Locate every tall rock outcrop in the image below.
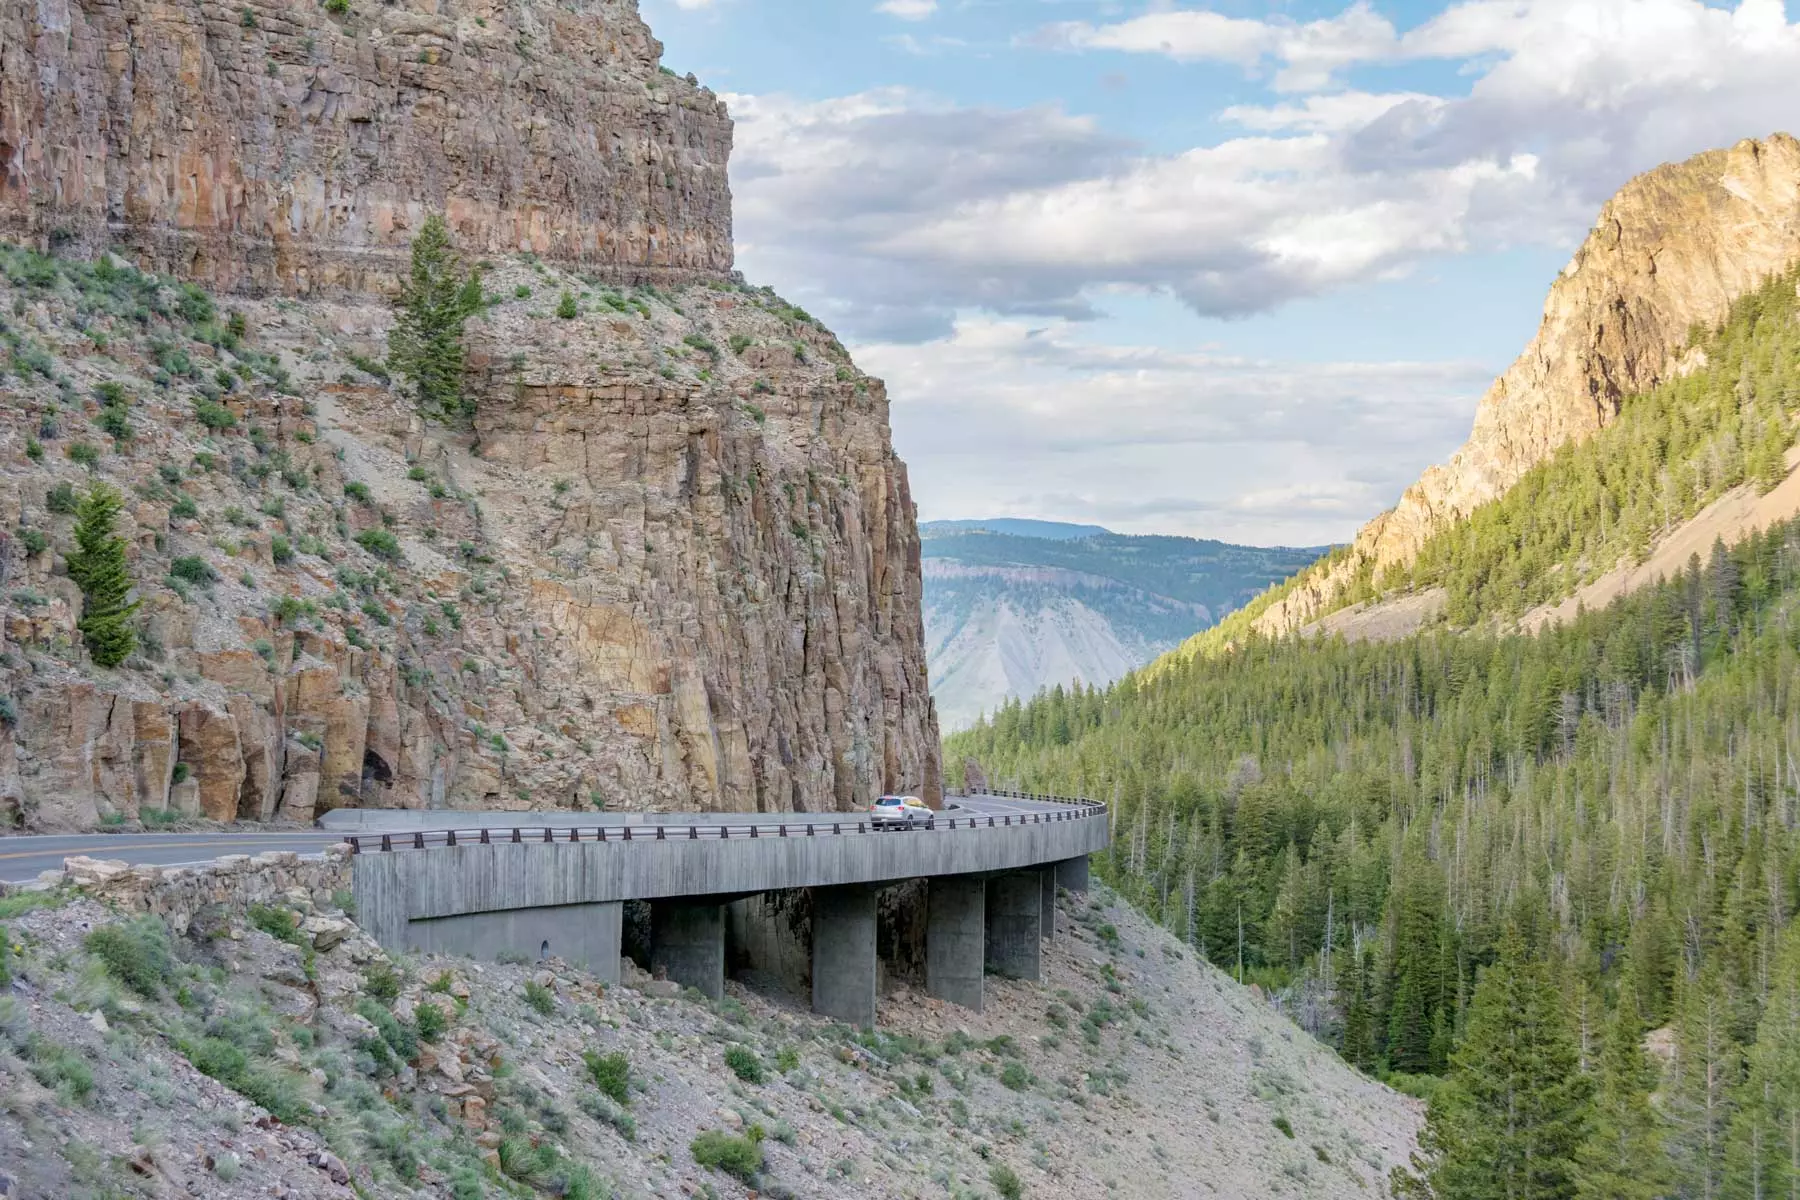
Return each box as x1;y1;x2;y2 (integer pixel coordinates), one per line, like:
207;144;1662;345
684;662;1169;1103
0;0;940;829
1252;133;1800;636
0;0;732;292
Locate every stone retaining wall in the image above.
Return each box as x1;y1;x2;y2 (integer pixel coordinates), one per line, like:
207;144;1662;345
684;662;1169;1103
36;846;354;935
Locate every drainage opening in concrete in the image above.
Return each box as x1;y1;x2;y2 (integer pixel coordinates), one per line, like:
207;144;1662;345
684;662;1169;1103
540;939;550;961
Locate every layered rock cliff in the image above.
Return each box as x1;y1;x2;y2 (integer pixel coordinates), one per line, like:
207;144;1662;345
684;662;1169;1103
1251;133;1800;636
0;0;732;292
0;0;940;830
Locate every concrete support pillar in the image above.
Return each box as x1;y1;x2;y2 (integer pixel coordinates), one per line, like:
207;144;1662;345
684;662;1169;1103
1040;867;1056;941
650;900;725;1000
926;875;986;1012
1056;854;1090;896
812;886;878;1027
405;901;622;986
985;872;1041;981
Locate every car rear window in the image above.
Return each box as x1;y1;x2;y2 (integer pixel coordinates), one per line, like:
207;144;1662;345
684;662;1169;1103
875;797;901;805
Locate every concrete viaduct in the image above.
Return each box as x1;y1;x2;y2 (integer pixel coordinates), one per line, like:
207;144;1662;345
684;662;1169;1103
345;793;1107;1027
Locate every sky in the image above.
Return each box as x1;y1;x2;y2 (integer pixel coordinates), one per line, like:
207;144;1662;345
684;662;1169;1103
640;0;1800;547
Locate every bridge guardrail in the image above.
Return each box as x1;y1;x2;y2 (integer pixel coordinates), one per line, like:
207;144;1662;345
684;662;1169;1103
345;793;1105;855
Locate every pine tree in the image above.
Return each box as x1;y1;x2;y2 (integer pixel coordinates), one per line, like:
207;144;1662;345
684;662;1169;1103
1387;849;1448;1074
388;214;483;419
1392;926;1591;1200
1726;921;1800;1200
66;483;139;668
1575;992;1670;1200
1342;947;1377;1071
1668;968;1742;1200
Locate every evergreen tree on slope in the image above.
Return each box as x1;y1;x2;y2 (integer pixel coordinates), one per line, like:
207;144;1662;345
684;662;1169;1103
1393;925;1590;1200
1575;991;1670;1200
66;482;138;668
1725;921;1800;1200
388;213;484;419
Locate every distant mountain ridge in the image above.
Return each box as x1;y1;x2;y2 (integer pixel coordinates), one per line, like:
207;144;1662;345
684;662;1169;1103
920;518;1111;541
922;521;1323;729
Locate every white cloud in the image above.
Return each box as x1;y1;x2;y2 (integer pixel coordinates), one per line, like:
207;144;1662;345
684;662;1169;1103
862;318;1491;542
876;0;937;19
1033;2;1400;92
730;0;1800;344
720;0;1800;538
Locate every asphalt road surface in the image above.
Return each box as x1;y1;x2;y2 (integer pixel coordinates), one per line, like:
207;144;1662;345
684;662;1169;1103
0;794;1073;884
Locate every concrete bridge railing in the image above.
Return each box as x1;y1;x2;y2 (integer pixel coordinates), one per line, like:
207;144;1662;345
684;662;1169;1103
351;793;1107;1027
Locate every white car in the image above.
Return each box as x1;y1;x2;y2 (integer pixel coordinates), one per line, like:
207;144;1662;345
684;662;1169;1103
870;794;932;829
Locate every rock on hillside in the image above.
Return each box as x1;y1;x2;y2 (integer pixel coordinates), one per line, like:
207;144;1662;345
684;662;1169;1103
0;249;938;829
0;0;940;829
0;0;733;293
1252;132;1800;637
0;878;1420;1198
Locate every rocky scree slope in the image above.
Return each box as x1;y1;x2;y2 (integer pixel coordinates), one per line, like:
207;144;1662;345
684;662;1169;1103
0;877;1419;1199
0;0;940;829
1226;133;1800;643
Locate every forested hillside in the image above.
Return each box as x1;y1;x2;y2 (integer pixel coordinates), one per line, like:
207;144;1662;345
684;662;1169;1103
951;513;1800;1195
1167;262;1800;660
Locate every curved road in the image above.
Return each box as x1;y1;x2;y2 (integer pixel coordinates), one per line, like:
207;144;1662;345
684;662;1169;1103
0;793;1068;884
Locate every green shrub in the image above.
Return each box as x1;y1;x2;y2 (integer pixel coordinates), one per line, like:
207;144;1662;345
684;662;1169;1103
86;918;172;997
723;1044;765;1084
579;1090;637;1139
175;283;215;325
169;555;217;585
193;398;236;430
45;482;78;515
524;980;555;1016
16;528;47;556
1272;1114;1294;1138
270;534;293;564
248;904;302;945
497;1135;554;1183
363;960;400;1001
170;494;199;520
355;997;419;1063
583;1049;631;1104
29;1037;96;1102
1000;1060;1030;1091
414;1001;448;1042
67;441;101;468
556;292;578;319
990;1162;1023;1200
343;481;372;504
95;405;131;441
691;1130;762;1183
346;352;389;383
184;1035;306;1123
354;528;401;561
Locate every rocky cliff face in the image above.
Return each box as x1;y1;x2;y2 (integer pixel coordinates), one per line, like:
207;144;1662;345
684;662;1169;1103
1253;133;1800;636
0;0;939;830
0;0;733;293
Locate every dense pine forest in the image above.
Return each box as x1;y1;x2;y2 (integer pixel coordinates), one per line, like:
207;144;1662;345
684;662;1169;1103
948;280;1800;1196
